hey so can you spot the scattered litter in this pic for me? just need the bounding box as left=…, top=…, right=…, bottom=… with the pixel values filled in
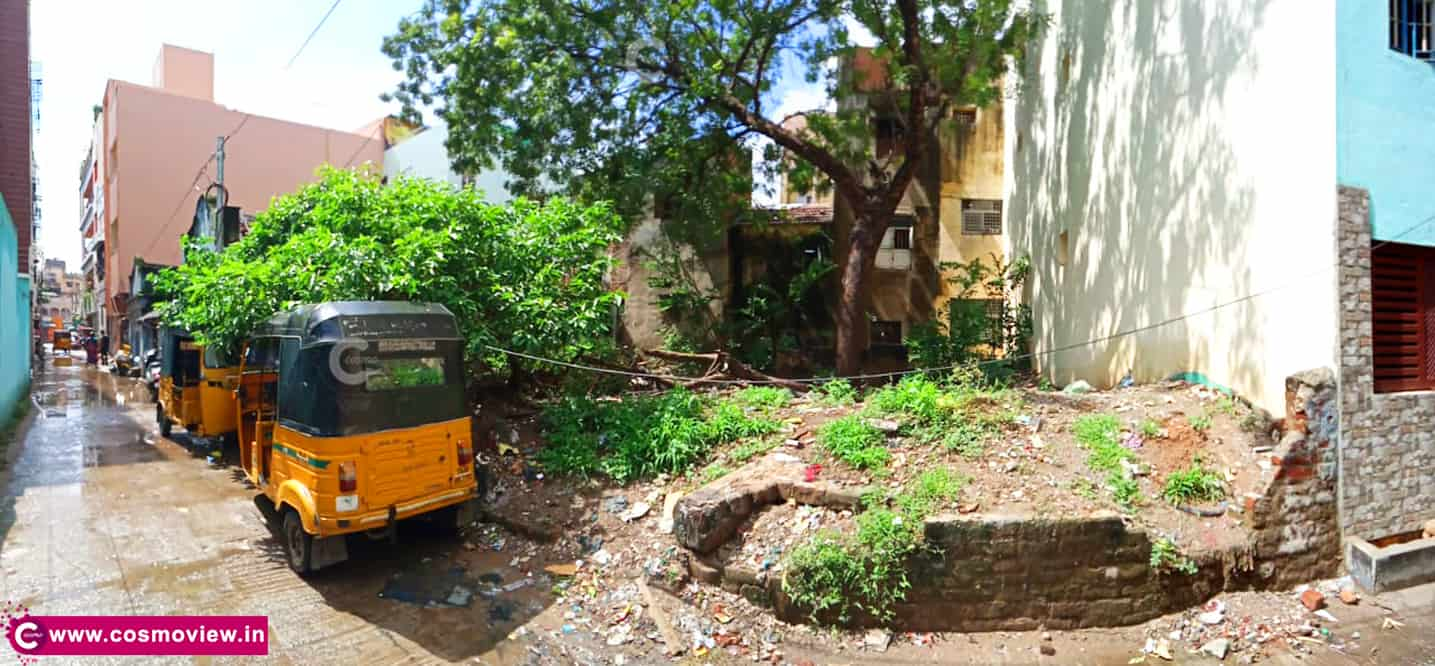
left=603, top=496, right=629, bottom=514
left=1062, top=380, right=1093, bottom=394
left=592, top=549, right=614, bottom=566
left=1153, top=638, right=1173, bottom=660
left=621, top=501, right=651, bottom=522
left=1200, top=637, right=1230, bottom=660
left=1197, top=610, right=1224, bottom=625
left=1383, top=617, right=1404, bottom=630
left=1338, top=586, right=1359, bottom=605
left=863, top=629, right=892, bottom=652
left=1313, top=609, right=1337, bottom=622
left=772, top=452, right=801, bottom=463
left=544, top=563, right=579, bottom=577
left=803, top=464, right=822, bottom=482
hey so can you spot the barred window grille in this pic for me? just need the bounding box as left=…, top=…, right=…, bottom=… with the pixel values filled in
left=1391, top=0, right=1435, bottom=59
left=961, top=199, right=1002, bottom=235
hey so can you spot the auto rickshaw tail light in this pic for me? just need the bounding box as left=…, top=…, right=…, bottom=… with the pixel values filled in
left=339, top=461, right=357, bottom=492
left=457, top=441, right=472, bottom=467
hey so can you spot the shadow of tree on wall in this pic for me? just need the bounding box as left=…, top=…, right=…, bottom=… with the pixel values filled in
left=1009, top=0, right=1273, bottom=398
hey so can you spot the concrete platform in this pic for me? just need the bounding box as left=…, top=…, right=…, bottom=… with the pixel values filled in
left=1348, top=535, right=1435, bottom=593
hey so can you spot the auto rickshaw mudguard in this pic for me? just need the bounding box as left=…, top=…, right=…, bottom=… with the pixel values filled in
left=275, top=480, right=320, bottom=536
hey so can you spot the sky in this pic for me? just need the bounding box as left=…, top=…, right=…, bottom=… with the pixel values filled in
left=31, top=0, right=423, bottom=269
left=29, top=1, right=860, bottom=268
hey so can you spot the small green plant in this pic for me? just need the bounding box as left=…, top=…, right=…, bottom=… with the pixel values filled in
left=729, top=437, right=779, bottom=465
left=1150, top=538, right=1198, bottom=575
left=783, top=471, right=959, bottom=623
left=941, top=422, right=987, bottom=459
left=732, top=386, right=793, bottom=410
left=814, top=379, right=858, bottom=407
left=866, top=375, right=945, bottom=425
left=1187, top=411, right=1212, bottom=432
left=817, top=415, right=889, bottom=470
left=1213, top=396, right=1238, bottom=416
left=1070, top=477, right=1100, bottom=500
left=698, top=463, right=732, bottom=483
left=1037, top=375, right=1055, bottom=391
left=538, top=389, right=781, bottom=482
left=1072, top=413, right=1143, bottom=511
left=1138, top=418, right=1162, bottom=439
left=895, top=468, right=968, bottom=515
left=1161, top=459, right=1225, bottom=504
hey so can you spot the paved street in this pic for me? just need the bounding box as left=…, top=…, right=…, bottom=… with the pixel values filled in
left=2, top=364, right=1434, bottom=665
left=0, top=364, right=556, bottom=664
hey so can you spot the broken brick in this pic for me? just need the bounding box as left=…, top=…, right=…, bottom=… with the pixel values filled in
left=1300, top=589, right=1326, bottom=611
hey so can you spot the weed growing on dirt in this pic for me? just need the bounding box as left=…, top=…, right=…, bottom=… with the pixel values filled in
left=814, top=379, right=858, bottom=407
left=538, top=388, right=781, bottom=482
left=1138, top=418, right=1162, bottom=439
left=1161, top=459, right=1225, bottom=504
left=1072, top=414, right=1143, bottom=512
left=733, top=386, right=793, bottom=411
left=1213, top=396, right=1238, bottom=416
left=817, top=415, right=889, bottom=470
left=728, top=437, right=779, bottom=465
left=1150, top=537, right=1198, bottom=575
left=866, top=375, right=945, bottom=425
left=1187, top=411, right=1213, bottom=432
left=940, top=422, right=988, bottom=459
left=1070, top=477, right=1100, bottom=500
left=784, top=471, right=961, bottom=623
left=895, top=468, right=968, bottom=515
left=698, top=463, right=732, bottom=484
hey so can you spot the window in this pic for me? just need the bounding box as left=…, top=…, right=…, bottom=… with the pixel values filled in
left=875, top=117, right=903, bottom=158
left=962, top=200, right=1002, bottom=235
left=876, top=218, right=914, bottom=270
left=1372, top=242, right=1435, bottom=392
left=871, top=320, right=902, bottom=346
left=954, top=108, right=978, bottom=127
left=1391, top=0, right=1435, bottom=59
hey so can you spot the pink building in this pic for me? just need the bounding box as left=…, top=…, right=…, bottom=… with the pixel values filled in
left=79, top=44, right=384, bottom=342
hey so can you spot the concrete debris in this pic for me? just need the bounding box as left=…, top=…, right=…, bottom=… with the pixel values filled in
left=1200, top=637, right=1230, bottom=660
left=658, top=492, right=683, bottom=534
left=863, top=629, right=892, bottom=652
left=1062, top=380, right=1094, bottom=394
left=1197, top=610, right=1225, bottom=625
left=621, top=501, right=650, bottom=522
left=1153, top=638, right=1174, bottom=660
left=1313, top=609, right=1338, bottom=622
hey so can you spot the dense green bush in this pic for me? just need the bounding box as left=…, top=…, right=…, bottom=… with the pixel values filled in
left=538, top=389, right=780, bottom=482
left=154, top=168, right=623, bottom=379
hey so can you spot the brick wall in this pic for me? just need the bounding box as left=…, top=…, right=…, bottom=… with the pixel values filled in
left=0, top=0, right=31, bottom=275
left=1336, top=185, right=1435, bottom=540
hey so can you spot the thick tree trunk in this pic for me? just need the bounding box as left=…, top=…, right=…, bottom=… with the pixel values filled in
left=834, top=212, right=886, bottom=377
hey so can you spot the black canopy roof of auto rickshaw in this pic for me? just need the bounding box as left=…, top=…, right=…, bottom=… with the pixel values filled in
left=256, top=301, right=460, bottom=348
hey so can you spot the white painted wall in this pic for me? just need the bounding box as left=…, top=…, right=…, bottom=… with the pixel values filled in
left=382, top=119, right=514, bottom=205
left=1007, top=0, right=1338, bottom=412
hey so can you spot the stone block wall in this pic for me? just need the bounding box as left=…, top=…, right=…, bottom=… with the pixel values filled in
left=1336, top=185, right=1435, bottom=540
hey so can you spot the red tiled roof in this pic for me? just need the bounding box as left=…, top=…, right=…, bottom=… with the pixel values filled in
left=752, top=205, right=833, bottom=225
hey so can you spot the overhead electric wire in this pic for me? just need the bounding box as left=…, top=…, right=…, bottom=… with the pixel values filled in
left=286, top=0, right=344, bottom=69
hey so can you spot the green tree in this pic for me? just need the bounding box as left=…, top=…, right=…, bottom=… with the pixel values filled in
left=382, top=0, right=1042, bottom=376
left=153, top=168, right=623, bottom=381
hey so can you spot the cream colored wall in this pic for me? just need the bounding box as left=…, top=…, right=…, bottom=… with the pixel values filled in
left=936, top=102, right=1006, bottom=313
left=613, top=217, right=728, bottom=351
left=104, top=81, right=383, bottom=306
left=1006, top=0, right=1338, bottom=413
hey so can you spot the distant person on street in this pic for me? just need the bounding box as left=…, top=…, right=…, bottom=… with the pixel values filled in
left=100, top=333, right=111, bottom=365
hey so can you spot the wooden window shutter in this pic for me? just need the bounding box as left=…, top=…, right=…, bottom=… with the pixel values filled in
left=1372, top=243, right=1435, bottom=392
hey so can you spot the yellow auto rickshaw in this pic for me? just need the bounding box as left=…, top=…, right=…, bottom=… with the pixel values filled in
left=155, top=327, right=239, bottom=442
left=52, top=329, right=73, bottom=367
left=235, top=301, right=478, bottom=574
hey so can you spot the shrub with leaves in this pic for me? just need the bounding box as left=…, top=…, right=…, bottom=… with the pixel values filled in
left=817, top=415, right=889, bottom=470
left=154, top=168, right=623, bottom=379
left=538, top=388, right=780, bottom=483
left=732, top=386, right=793, bottom=411
left=784, top=469, right=965, bottom=623
left=1161, top=459, right=1226, bottom=505
left=814, top=379, right=858, bottom=407
left=1150, top=537, right=1198, bottom=575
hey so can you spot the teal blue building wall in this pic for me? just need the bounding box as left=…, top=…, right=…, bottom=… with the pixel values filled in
left=0, top=193, right=30, bottom=420
left=1338, top=1, right=1435, bottom=246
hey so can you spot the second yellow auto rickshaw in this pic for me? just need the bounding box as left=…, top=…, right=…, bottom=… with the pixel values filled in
left=51, top=329, right=73, bottom=367
left=234, top=301, right=478, bottom=574
left=155, top=327, right=239, bottom=442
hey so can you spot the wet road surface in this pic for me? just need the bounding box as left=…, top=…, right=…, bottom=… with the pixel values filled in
left=0, top=365, right=556, bottom=664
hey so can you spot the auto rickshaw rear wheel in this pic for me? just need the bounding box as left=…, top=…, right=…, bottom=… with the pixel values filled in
left=156, top=404, right=171, bottom=437
left=282, top=509, right=313, bottom=576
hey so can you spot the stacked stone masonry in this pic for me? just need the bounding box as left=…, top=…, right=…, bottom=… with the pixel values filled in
left=674, top=374, right=1342, bottom=630
left=1336, top=185, right=1435, bottom=540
